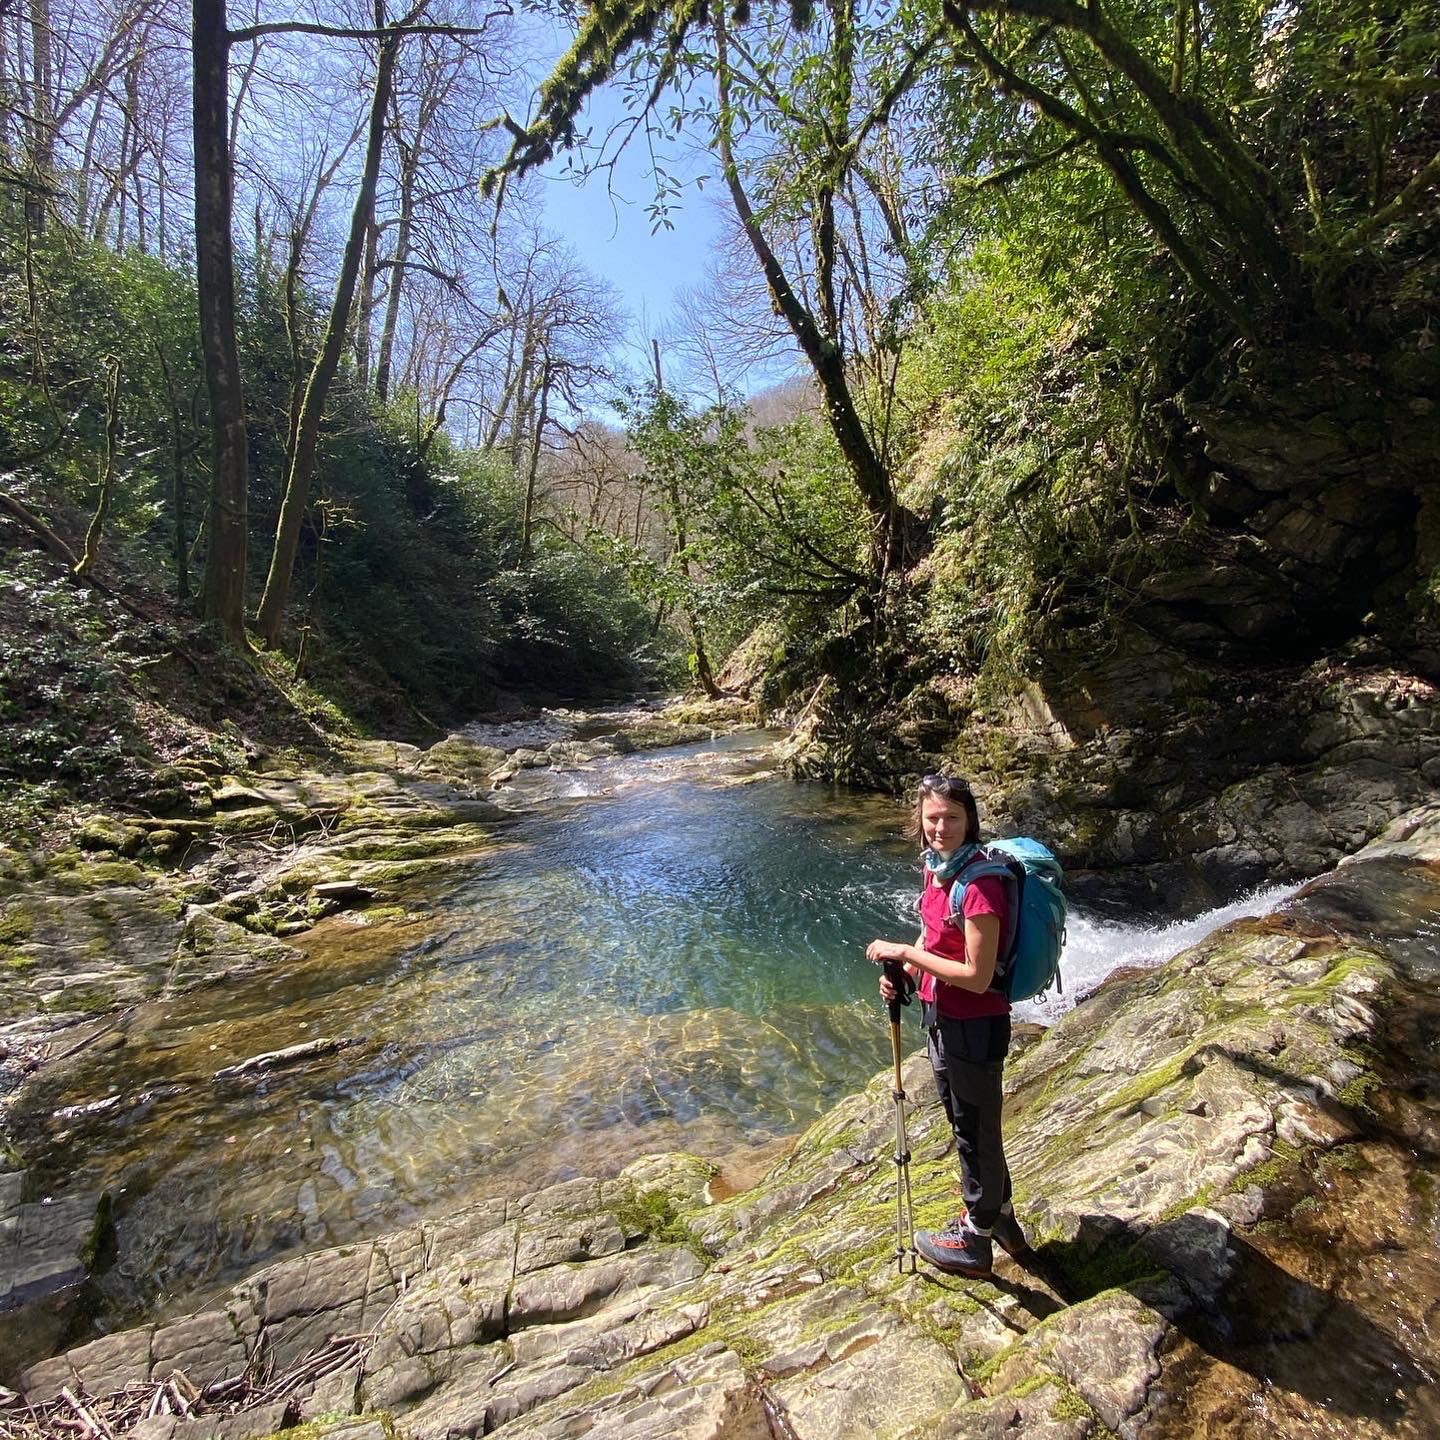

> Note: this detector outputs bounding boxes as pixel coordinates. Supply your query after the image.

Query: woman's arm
[867,914,1001,994]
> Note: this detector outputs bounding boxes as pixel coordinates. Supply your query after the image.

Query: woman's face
[921,793,972,856]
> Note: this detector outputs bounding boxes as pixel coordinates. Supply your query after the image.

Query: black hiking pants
[924,1004,1012,1232]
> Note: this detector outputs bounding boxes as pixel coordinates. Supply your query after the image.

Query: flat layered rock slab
[771,1330,969,1439]
[0,1181,111,1380]
[494,1346,774,1440]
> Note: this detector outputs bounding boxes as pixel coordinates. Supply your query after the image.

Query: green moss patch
[612,1188,711,1263]
[48,859,151,893]
[1228,1138,1304,1195]
[1105,1048,1197,1113]
[0,906,34,945]
[1039,1231,1166,1303]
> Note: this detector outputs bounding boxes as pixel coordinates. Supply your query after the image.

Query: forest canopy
[1,0,1437,795]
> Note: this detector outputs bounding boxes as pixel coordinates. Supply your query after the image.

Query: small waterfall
[1017,882,1305,1024]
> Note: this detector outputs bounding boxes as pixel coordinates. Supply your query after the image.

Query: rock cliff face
[785,652,1440,916]
[15,807,1439,1439]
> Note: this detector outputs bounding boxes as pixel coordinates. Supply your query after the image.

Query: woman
[866,773,1028,1277]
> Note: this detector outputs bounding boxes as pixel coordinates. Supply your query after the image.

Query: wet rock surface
[11,805,1439,1438]
[0,1174,111,1367]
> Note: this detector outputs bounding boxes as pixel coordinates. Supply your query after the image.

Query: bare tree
[255,1,415,644]
[192,0,249,641]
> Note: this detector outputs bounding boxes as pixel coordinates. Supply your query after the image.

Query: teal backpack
[947,838,1067,1003]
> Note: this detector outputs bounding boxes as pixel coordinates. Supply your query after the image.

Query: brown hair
[908,773,979,850]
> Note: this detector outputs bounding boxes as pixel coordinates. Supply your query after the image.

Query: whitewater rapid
[1016,882,1306,1024]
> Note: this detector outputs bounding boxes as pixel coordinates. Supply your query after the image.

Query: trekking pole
[882,960,917,1273]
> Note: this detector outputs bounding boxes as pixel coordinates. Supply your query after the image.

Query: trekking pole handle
[881,959,911,1024]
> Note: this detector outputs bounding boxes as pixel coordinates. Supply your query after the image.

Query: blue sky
[533,94,724,393]
[535,90,722,332]
[518,17,798,401]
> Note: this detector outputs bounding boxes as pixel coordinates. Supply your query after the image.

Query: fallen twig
[212,1037,355,1081]
[59,1389,113,1440]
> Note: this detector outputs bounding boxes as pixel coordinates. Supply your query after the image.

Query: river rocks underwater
[6,781,1438,1435]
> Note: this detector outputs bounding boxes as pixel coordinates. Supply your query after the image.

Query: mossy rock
[130,765,208,815]
[619,1151,720,1215]
[48,858,151,893]
[0,899,37,971]
[75,817,146,857]
[141,828,185,857]
[0,904,34,946]
[209,803,293,837]
[421,736,508,783]
[660,698,758,728]
[621,721,714,750]
[211,776,270,807]
[0,845,36,890]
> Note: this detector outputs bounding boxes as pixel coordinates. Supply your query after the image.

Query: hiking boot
[915,1219,993,1277]
[992,1206,1032,1260]
[942,1206,1032,1260]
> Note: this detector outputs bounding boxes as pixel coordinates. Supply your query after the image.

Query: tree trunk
[517,362,551,567]
[662,474,722,700]
[255,21,401,645]
[155,342,191,600]
[482,318,522,450]
[691,623,720,697]
[712,13,916,576]
[75,359,122,578]
[118,55,143,249]
[157,131,169,255]
[76,94,105,233]
[0,22,11,163]
[507,313,536,473]
[26,0,53,230]
[192,0,249,644]
[355,220,378,390]
[375,158,416,402]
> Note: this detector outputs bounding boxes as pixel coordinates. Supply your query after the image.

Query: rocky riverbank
[0,698,759,1370]
[0,696,757,1028]
[8,802,1437,1439]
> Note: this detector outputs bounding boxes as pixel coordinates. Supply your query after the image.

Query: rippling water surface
[26,733,1296,1326]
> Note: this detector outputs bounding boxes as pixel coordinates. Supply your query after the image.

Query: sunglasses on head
[920,773,972,797]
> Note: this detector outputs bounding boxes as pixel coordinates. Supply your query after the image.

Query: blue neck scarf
[923,842,978,882]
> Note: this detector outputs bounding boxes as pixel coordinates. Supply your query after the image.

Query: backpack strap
[946,853,1023,975]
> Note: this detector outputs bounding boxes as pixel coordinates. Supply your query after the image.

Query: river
[20,730,1296,1330]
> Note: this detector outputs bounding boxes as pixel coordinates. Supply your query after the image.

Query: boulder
[420,735,508,787]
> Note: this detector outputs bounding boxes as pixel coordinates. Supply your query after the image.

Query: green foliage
[0,209,202,556]
[489,538,686,696]
[893,236,1172,693]
[1266,3,1440,260]
[0,203,678,747]
[490,0,1440,737]
[620,388,871,682]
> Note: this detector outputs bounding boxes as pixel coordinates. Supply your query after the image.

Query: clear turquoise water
[26,736,924,1324]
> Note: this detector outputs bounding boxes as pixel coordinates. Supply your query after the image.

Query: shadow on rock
[914,1265,1067,1328]
[1032,1210,1430,1429]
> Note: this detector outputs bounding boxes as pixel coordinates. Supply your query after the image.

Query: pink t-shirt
[916,873,1011,1019]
